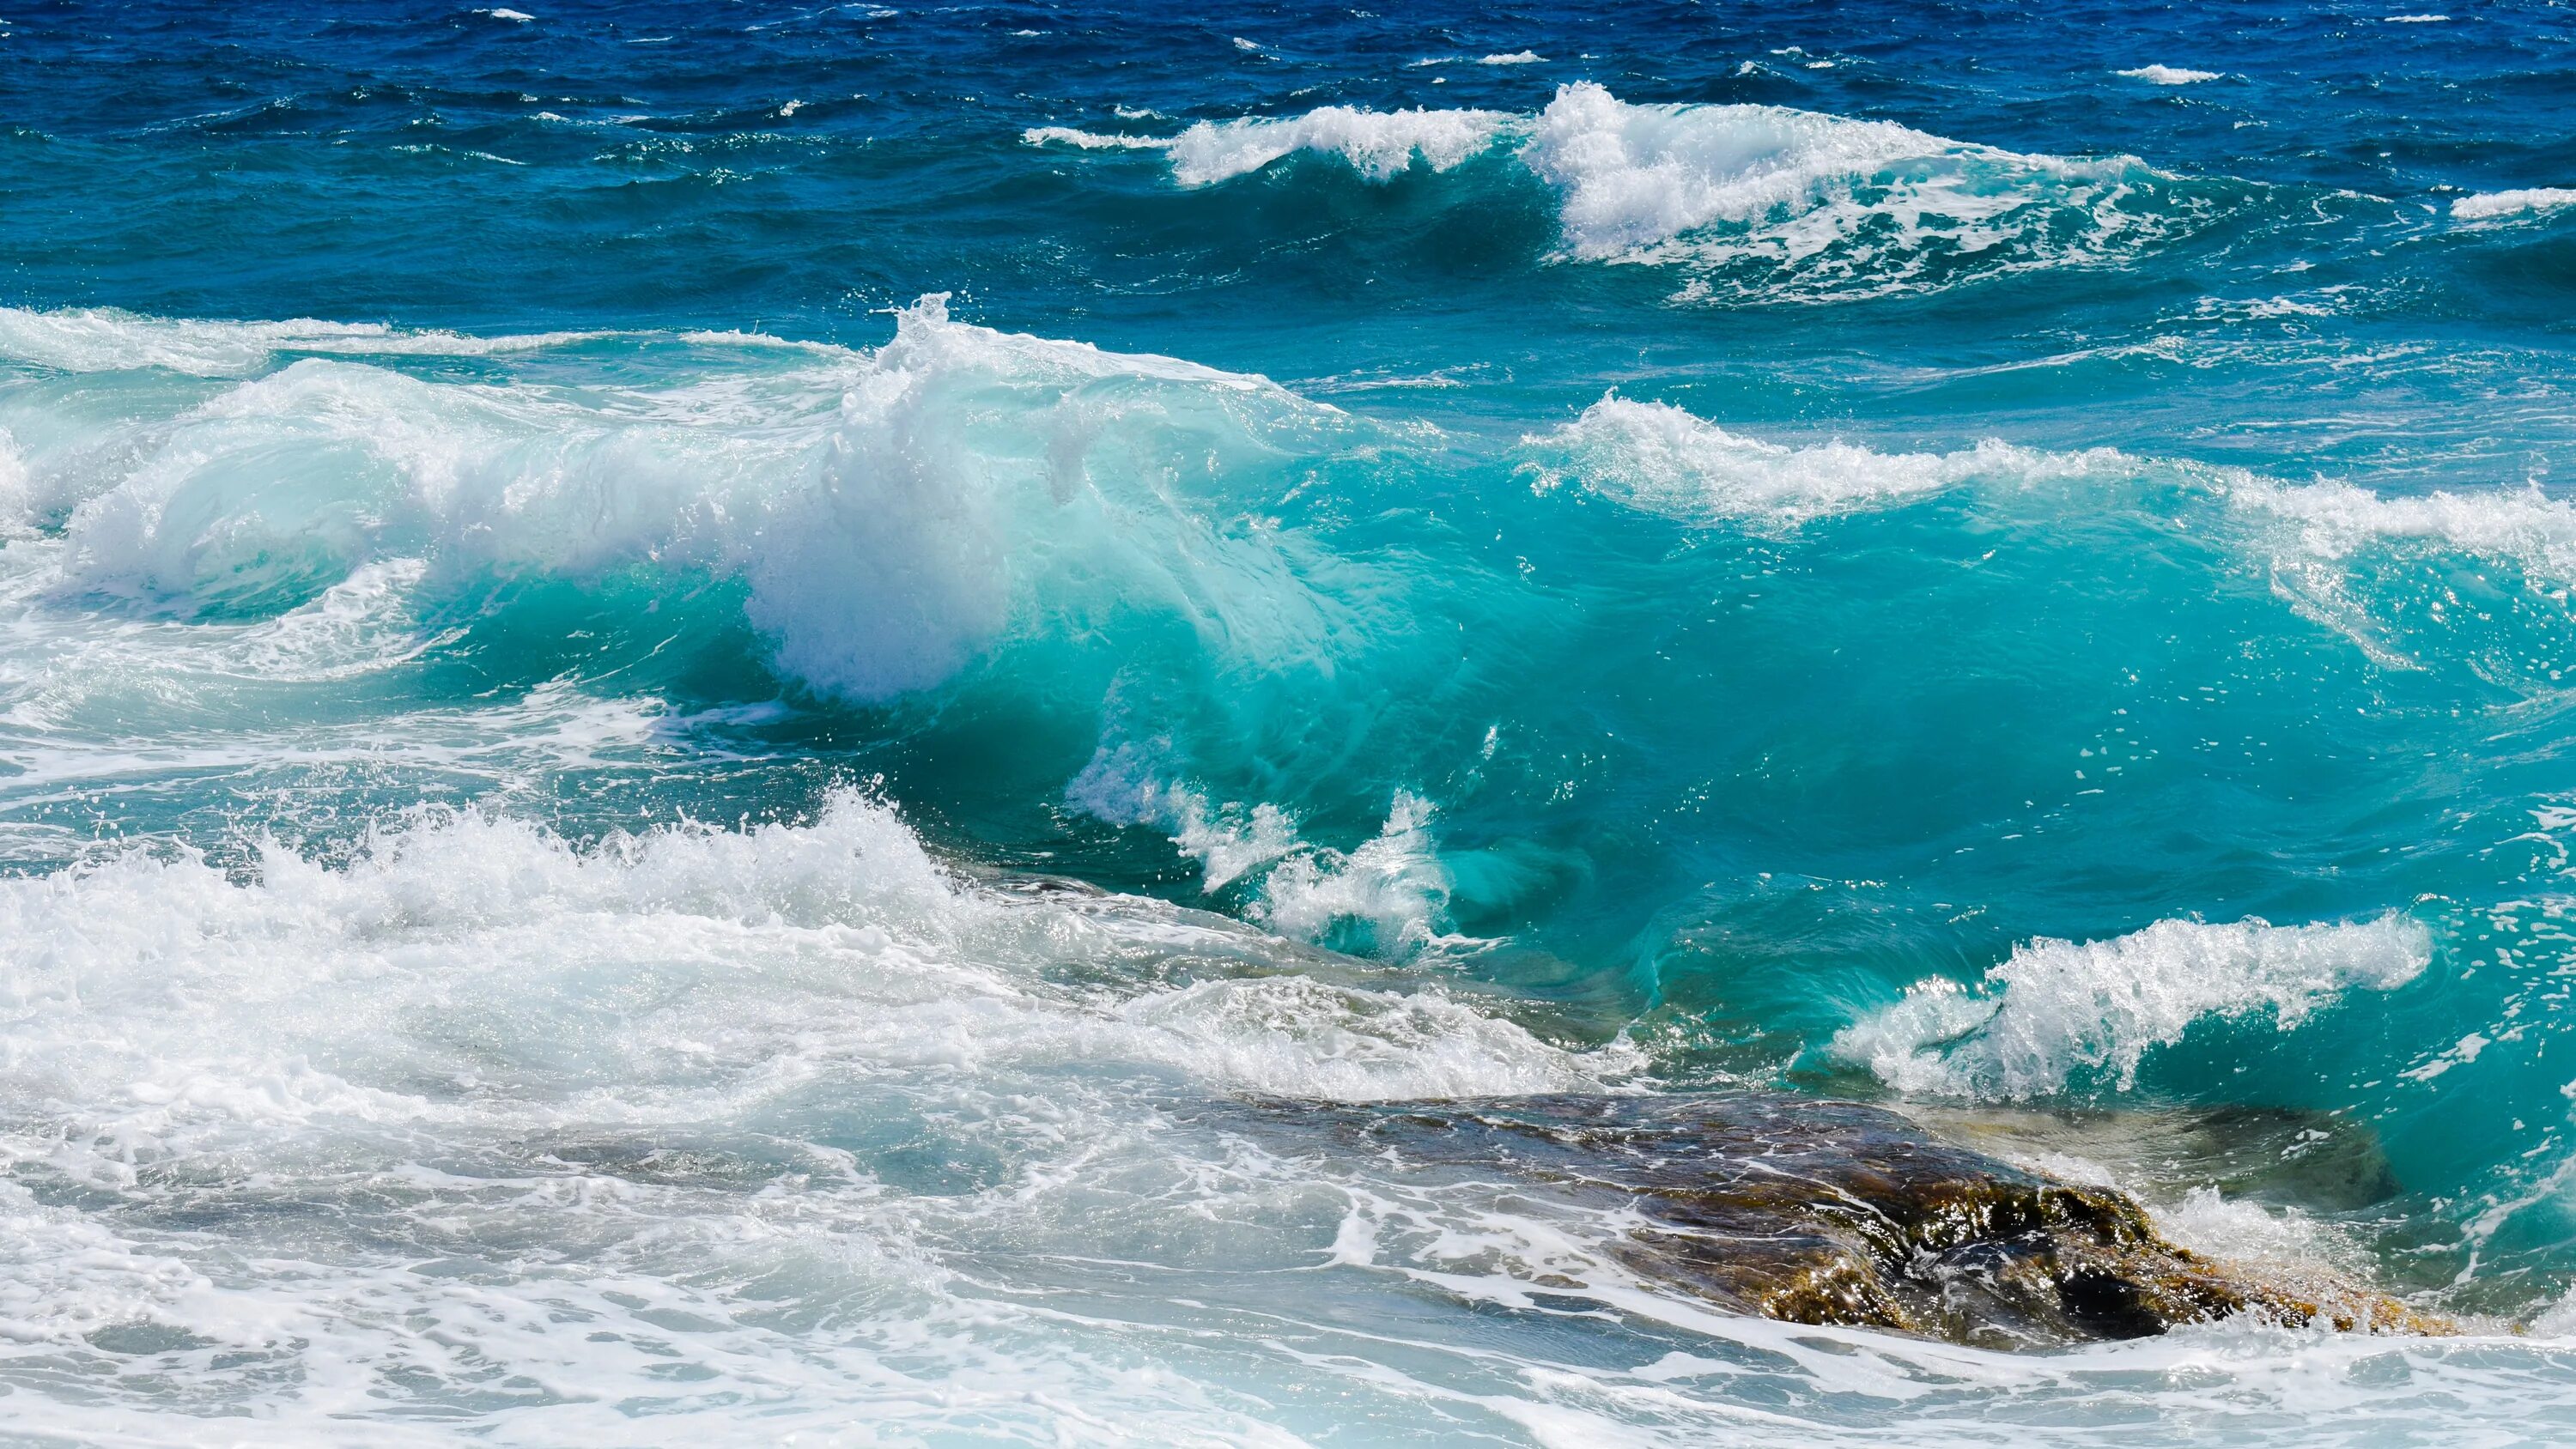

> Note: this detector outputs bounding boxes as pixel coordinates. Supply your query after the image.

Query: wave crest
[1030,83,2215,303]
[1522,394,2123,526]
[10,295,1370,703]
[1832,915,2432,1100]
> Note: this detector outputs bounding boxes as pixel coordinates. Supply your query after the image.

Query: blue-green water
[4,3,2576,1442]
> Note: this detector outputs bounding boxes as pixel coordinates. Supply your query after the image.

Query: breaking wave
[1026,82,2219,301]
[1832,915,2433,1100]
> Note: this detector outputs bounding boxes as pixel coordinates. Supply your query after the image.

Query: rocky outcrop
[1250,1093,2447,1350]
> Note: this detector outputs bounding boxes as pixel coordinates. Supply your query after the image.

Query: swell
[10,303,2576,1273]
[1024,82,2235,303]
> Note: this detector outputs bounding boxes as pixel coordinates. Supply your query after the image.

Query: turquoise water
[5,3,2576,1442]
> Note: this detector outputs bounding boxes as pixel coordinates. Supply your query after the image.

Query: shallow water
[3,2,2576,1443]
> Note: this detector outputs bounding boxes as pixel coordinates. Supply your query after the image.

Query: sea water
[3,3,2576,1443]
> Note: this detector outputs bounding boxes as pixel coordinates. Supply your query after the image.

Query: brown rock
[1248,1093,2449,1349]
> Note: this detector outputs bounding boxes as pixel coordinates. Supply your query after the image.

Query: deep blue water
[3,3,2576,1443]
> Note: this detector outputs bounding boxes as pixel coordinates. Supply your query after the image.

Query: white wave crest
[0,426,30,537]
[1251,791,1459,955]
[1832,915,2432,1100]
[2452,187,2576,221]
[0,791,1602,1143]
[2117,65,2221,85]
[17,294,1364,704]
[1036,83,2198,300]
[1068,743,1466,957]
[1068,741,1302,891]
[0,306,609,378]
[1524,82,2189,298]
[1165,105,1510,185]
[2217,476,2576,665]
[1020,124,1166,151]
[1522,395,2123,526]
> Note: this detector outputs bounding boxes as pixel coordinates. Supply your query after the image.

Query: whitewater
[5,2,2576,1444]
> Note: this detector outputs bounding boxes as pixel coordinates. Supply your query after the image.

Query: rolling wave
[1027,82,2222,302]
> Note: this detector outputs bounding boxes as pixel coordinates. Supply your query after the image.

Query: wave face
[9,0,2576,1441]
[1833,915,2434,1098]
[1030,82,2221,302]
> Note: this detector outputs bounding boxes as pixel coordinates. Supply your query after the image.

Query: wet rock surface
[1248,1092,2448,1350]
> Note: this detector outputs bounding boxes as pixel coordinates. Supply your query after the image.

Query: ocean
[3,1,2575,1442]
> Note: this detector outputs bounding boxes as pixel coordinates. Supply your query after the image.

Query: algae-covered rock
[1254,1093,2446,1350]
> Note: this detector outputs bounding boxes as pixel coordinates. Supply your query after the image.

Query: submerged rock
[1251,1093,2447,1350]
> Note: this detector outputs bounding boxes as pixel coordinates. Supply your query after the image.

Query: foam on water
[0,792,1676,1439]
[1068,743,1468,957]
[1522,394,2123,526]
[0,795,2561,1442]
[2117,65,2222,85]
[1020,124,1168,151]
[12,3,2576,1437]
[1833,915,2433,1100]
[2451,187,2576,221]
[1,296,1372,707]
[1030,83,2207,301]
[1164,105,1512,185]
[0,306,611,379]
[1,309,2574,1438]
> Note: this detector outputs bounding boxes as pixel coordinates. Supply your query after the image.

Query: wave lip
[1020,124,1166,152]
[1164,105,1510,186]
[2116,64,2221,84]
[1832,914,2433,1100]
[0,306,611,378]
[1054,83,2213,303]
[2451,186,2576,221]
[1525,82,2199,300]
[11,294,1380,706]
[1522,394,2124,527]
[1068,743,1467,958]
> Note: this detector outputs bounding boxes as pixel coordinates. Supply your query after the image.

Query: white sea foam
[0,793,1665,1437]
[1519,82,1949,258]
[1478,51,1543,66]
[0,426,30,537]
[1526,82,2188,298]
[2233,476,2576,588]
[0,306,609,377]
[2117,65,2222,84]
[1522,394,2123,526]
[1251,791,1461,955]
[1833,915,2432,1100]
[1068,740,1303,890]
[1165,105,1510,185]
[1020,124,1167,151]
[2451,187,2576,221]
[1033,84,2195,300]
[0,793,1601,1132]
[13,295,1361,705]
[1067,742,1465,955]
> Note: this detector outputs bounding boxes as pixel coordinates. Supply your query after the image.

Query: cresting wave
[0,796,1662,1440]
[1068,741,1470,957]
[14,301,2576,721]
[0,294,1380,705]
[1833,914,2434,1100]
[1530,391,2576,616]
[1026,82,2216,301]
[0,306,613,378]
[1522,394,2125,525]
[2451,186,2576,221]
[8,303,2576,1432]
[0,792,1611,1121]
